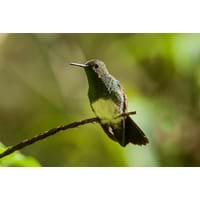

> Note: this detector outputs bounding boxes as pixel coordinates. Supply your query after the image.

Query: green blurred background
[0,33,200,166]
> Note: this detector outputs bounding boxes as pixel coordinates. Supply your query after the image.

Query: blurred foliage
[0,33,200,166]
[0,143,40,166]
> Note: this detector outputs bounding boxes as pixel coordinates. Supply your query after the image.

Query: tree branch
[0,111,136,159]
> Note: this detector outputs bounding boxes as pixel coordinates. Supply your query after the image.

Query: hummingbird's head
[70,59,109,76]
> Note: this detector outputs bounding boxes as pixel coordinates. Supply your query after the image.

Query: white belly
[91,99,121,124]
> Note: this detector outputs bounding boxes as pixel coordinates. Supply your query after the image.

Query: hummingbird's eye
[94,64,98,69]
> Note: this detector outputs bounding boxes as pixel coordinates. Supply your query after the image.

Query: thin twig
[0,111,136,159]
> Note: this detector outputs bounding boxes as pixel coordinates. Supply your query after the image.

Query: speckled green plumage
[71,59,149,146]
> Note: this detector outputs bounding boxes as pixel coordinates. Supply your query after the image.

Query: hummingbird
[70,59,149,147]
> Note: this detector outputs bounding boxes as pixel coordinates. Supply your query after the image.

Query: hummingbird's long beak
[70,63,88,68]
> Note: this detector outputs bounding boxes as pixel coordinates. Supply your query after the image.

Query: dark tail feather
[100,116,149,147]
[125,116,149,145]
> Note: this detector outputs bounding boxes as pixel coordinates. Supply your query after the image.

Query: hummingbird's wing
[115,81,149,146]
[119,83,149,145]
[118,81,128,145]
[106,80,129,146]
[97,80,129,146]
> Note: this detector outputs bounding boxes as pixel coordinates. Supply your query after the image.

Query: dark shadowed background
[0,33,200,166]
